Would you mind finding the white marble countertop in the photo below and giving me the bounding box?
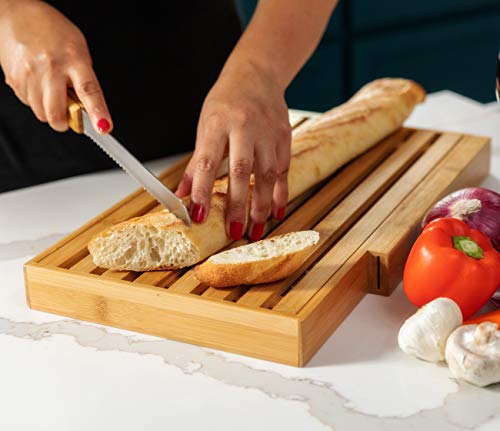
[1,92,499,431]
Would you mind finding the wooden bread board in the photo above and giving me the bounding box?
[24,114,490,366]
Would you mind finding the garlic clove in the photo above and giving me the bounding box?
[445,322,500,387]
[398,297,463,362]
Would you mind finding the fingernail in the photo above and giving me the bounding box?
[191,203,206,223]
[250,223,265,242]
[97,118,110,132]
[276,207,286,221]
[229,221,244,241]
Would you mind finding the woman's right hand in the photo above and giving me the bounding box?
[0,0,112,133]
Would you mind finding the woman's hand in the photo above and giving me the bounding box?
[176,0,336,241]
[0,0,112,133]
[176,60,292,242]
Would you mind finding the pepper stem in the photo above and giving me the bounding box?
[453,236,484,259]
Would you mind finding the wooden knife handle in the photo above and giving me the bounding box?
[67,89,84,134]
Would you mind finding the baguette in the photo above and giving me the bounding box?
[88,78,425,271]
[194,230,320,288]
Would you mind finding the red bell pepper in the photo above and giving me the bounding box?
[404,217,500,319]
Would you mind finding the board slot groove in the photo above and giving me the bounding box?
[69,254,107,276]
[69,254,94,272]
[190,283,211,296]
[265,294,284,310]
[91,267,107,276]
[229,288,251,303]
[205,286,248,303]
[133,270,183,288]
[101,269,141,282]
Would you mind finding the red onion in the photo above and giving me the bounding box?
[422,187,500,251]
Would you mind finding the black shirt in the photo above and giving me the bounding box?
[0,1,241,192]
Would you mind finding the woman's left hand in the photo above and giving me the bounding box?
[176,60,292,242]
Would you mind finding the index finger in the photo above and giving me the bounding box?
[68,63,113,134]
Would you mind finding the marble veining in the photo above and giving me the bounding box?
[1,315,500,430]
[0,233,67,261]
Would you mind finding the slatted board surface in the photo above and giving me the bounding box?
[24,114,491,366]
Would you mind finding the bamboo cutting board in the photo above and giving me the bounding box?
[24,113,490,366]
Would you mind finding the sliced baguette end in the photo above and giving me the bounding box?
[88,210,200,271]
[194,230,319,288]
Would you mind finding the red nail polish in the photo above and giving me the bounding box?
[230,221,244,241]
[250,223,265,242]
[97,118,110,132]
[191,203,206,223]
[276,207,286,221]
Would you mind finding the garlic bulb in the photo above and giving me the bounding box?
[445,322,500,387]
[398,297,463,362]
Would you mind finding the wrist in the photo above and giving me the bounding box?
[221,49,288,94]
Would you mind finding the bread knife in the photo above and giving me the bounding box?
[66,91,191,227]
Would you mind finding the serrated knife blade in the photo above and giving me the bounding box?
[80,111,191,226]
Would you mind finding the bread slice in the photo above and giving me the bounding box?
[193,230,320,288]
[89,78,425,271]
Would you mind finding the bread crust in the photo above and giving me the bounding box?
[88,78,426,271]
[193,231,319,287]
[193,246,312,288]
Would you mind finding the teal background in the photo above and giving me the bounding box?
[236,0,500,111]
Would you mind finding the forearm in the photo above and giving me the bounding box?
[223,0,338,89]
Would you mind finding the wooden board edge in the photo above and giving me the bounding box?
[24,263,298,335]
[25,264,301,366]
[23,262,32,308]
[297,253,369,366]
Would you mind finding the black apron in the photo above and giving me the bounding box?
[0,1,241,192]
